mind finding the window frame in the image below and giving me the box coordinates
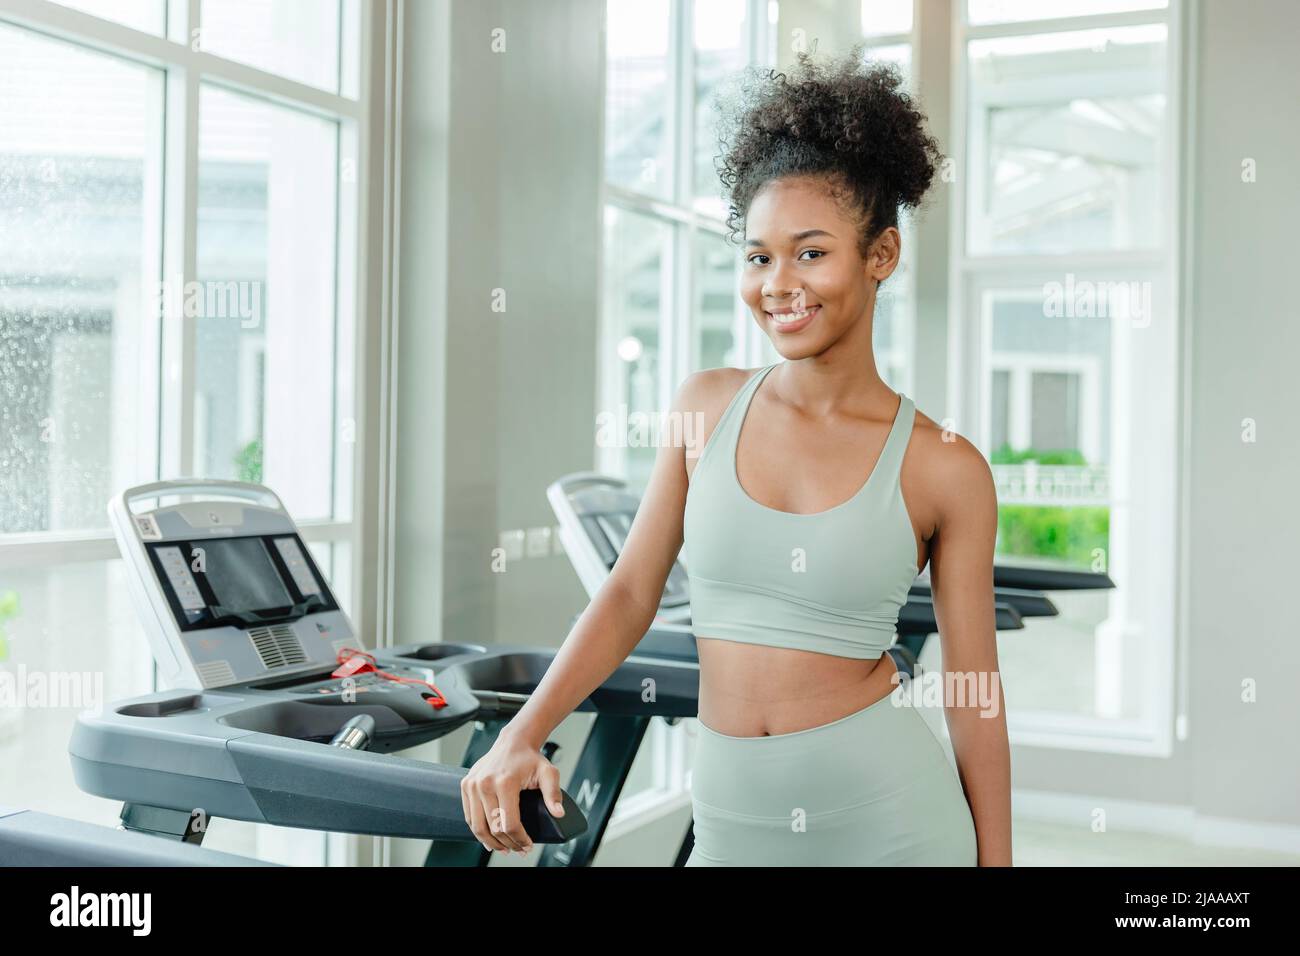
[950,0,1190,755]
[0,0,364,579]
[0,0,374,864]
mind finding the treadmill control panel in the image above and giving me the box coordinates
[146,533,338,632]
[156,546,207,615]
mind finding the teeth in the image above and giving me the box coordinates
[775,307,814,321]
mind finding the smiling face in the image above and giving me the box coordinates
[739,174,901,361]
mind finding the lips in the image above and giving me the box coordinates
[766,304,820,333]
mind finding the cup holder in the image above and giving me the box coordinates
[117,695,206,718]
[396,642,485,661]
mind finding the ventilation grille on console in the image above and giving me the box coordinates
[248,625,308,670]
[196,659,237,687]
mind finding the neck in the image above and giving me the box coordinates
[773,303,892,416]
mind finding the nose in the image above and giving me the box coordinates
[762,273,803,302]
[762,279,806,309]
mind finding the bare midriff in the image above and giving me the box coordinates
[695,636,901,737]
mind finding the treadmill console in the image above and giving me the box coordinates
[112,480,362,690]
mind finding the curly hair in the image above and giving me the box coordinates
[713,43,944,264]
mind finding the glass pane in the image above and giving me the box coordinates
[860,0,913,36]
[693,232,741,372]
[968,0,1167,26]
[54,0,166,33]
[199,0,341,93]
[605,0,673,200]
[1030,370,1082,451]
[981,286,1123,720]
[693,0,747,217]
[991,368,1011,451]
[0,560,153,824]
[0,24,162,534]
[602,207,669,492]
[967,25,1167,255]
[196,85,339,520]
[993,588,1124,716]
[982,287,1111,568]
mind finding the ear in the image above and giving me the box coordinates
[866,227,902,282]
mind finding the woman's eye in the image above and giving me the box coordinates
[747,251,822,265]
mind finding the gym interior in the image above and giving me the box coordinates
[0,0,1297,868]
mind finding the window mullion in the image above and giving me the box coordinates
[673,0,695,385]
[159,63,200,479]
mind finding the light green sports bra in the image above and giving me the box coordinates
[683,362,921,660]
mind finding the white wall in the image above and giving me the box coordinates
[392,0,603,653]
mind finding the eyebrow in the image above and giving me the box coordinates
[746,229,835,248]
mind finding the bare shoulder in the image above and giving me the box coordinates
[673,366,758,467]
[673,365,755,412]
[905,407,997,522]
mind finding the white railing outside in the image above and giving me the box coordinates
[992,462,1110,506]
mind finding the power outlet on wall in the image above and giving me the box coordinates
[525,526,552,558]
[498,529,526,562]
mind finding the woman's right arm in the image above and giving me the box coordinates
[460,369,722,856]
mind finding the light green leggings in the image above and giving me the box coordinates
[685,691,978,866]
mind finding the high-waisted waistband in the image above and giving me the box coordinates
[687,690,977,865]
[691,689,928,820]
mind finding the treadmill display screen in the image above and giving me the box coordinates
[200,538,293,613]
[147,532,338,631]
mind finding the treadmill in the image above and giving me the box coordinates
[68,480,700,866]
[546,471,1117,864]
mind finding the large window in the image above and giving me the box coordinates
[954,0,1180,750]
[0,0,363,863]
[600,0,765,490]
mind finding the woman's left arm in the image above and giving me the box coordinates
[926,435,1012,866]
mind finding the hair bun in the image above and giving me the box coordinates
[712,42,944,254]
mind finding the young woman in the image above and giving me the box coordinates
[461,47,1012,866]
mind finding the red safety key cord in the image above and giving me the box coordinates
[332,647,449,709]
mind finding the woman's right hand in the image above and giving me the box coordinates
[460,730,566,855]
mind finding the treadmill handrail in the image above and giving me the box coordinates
[119,479,286,516]
[226,732,587,842]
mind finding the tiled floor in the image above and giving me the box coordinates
[1012,818,1300,866]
